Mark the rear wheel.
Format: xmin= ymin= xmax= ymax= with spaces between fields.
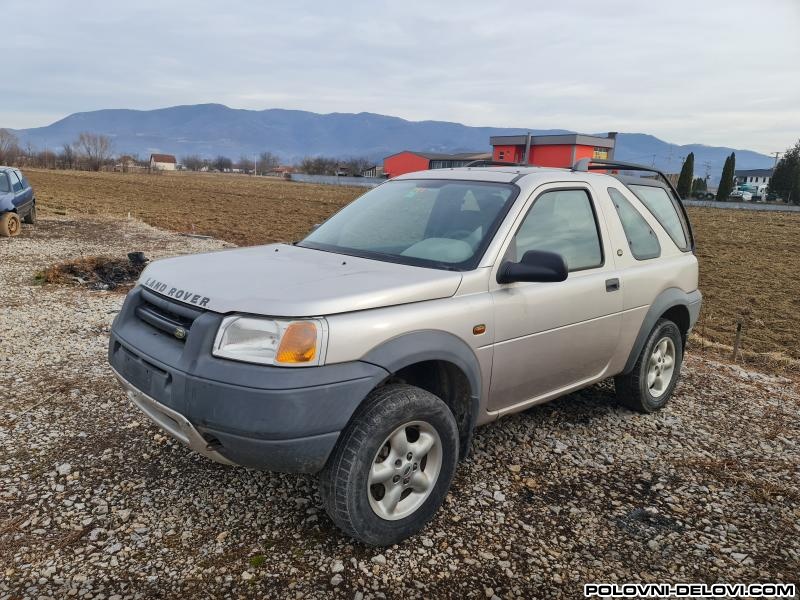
xmin=23 ymin=203 xmax=36 ymax=225
xmin=319 ymin=384 xmax=459 ymax=546
xmin=0 ymin=212 xmax=21 ymax=237
xmin=615 ymin=319 xmax=683 ymax=413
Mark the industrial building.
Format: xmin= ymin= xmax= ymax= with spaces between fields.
xmin=383 ymin=151 xmax=490 ymax=178
xmin=489 ymin=132 xmax=617 ymax=168
xmin=382 ymin=132 xmax=618 ymax=178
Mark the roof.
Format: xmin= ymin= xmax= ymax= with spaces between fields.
xmin=490 ymin=133 xmax=616 ymax=149
xmin=150 ymin=153 xmax=177 ymax=163
xmin=384 ymin=150 xmax=491 ymax=161
xmin=734 ymin=168 xmax=773 ymax=177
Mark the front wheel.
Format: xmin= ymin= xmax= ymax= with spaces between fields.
xmin=319 ymin=384 xmax=459 ymax=546
xmin=615 ymin=319 xmax=683 ymax=413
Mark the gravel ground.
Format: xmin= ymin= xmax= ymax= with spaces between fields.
xmin=1 ymin=217 xmax=799 ymax=599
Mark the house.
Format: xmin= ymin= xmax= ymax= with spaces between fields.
xmin=735 ymin=168 xmax=773 ymax=186
xmin=361 ymin=165 xmax=384 ymax=178
xmin=490 ymin=132 xmax=617 ymax=168
xmin=114 ymin=155 xmax=146 ymax=173
xmin=383 ymin=151 xmax=491 ymax=178
xmin=149 ymin=153 xmax=177 ymax=171
xmin=265 ymin=165 xmax=295 ymax=177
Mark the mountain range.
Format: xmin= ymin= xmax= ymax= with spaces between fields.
xmin=8 ymin=103 xmax=774 ymax=177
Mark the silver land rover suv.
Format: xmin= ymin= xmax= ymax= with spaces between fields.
xmin=109 ymin=159 xmax=701 ymax=545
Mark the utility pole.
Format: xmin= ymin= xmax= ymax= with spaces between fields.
xmin=772 ymin=151 xmax=782 ymax=169
xmin=253 ymin=154 xmax=257 ymax=176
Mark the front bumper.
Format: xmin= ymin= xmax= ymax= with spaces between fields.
xmin=109 ymin=287 xmax=389 ymax=473
xmin=112 ymin=366 xmax=235 ymax=466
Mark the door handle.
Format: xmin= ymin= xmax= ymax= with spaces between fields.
xmin=605 ymin=278 xmax=620 ymax=292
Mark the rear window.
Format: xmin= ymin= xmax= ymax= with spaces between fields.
xmin=608 ymin=188 xmax=660 ymax=260
xmin=0 ymin=174 xmax=9 ymax=193
xmin=628 ymin=184 xmax=689 ymax=250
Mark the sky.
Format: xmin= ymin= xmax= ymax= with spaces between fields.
xmin=1 ymin=0 xmax=798 ymax=154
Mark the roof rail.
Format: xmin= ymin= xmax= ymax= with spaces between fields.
xmin=572 ymin=157 xmax=681 ymax=197
xmin=463 ymin=159 xmax=526 ymax=168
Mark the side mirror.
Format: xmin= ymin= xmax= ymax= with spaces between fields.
xmin=496 ymin=250 xmax=568 ymax=284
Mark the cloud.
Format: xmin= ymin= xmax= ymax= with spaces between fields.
xmin=1 ymin=0 xmax=798 ymax=153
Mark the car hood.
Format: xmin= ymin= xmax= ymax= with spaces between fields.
xmin=137 ymin=244 xmax=463 ymax=316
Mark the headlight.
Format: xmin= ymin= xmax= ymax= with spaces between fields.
xmin=212 ymin=316 xmax=327 ymax=366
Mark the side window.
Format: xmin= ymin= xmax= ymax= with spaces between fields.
xmin=9 ymin=171 xmax=23 ymax=193
xmin=628 ymin=184 xmax=689 ymax=250
xmin=0 ymin=173 xmax=9 ymax=193
xmin=607 ymin=188 xmax=661 ymax=260
xmin=512 ymin=189 xmax=603 ymax=272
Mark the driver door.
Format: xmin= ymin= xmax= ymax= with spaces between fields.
xmin=488 ymin=184 xmax=623 ymax=413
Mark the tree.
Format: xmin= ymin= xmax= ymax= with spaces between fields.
xmin=676 ymin=152 xmax=694 ymax=198
xmin=716 ymin=152 xmax=736 ymax=201
xmin=769 ymin=139 xmax=800 ymax=205
xmin=182 ymin=155 xmax=205 ymax=171
xmin=212 ymin=155 xmax=232 ymax=172
xmin=691 ymin=177 xmax=707 ymax=193
xmin=75 ymin=132 xmax=113 ymax=171
xmin=60 ymin=143 xmax=76 ymax=169
xmin=257 ymin=151 xmax=279 ymax=174
xmin=237 ymin=154 xmax=253 ymax=174
xmin=0 ymin=129 xmax=21 ymax=165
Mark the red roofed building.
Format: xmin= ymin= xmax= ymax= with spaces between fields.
xmin=149 ymin=153 xmax=177 ymax=171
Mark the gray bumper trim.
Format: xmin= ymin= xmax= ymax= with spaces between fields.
xmin=111 ymin=367 xmax=234 ymax=466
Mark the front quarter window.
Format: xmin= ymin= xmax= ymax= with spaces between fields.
xmin=300 ymin=179 xmax=518 ymax=270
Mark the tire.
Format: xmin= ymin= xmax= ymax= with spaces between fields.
xmin=23 ymin=203 xmax=36 ymax=225
xmin=0 ymin=212 xmax=21 ymax=237
xmin=319 ymin=384 xmax=459 ymax=546
xmin=615 ymin=319 xmax=683 ymax=413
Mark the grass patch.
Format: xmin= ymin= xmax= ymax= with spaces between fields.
xmin=249 ymin=554 xmax=266 ymax=568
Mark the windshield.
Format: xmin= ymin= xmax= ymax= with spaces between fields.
xmin=300 ymin=179 xmax=518 ymax=270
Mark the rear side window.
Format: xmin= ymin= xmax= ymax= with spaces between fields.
xmin=628 ymin=184 xmax=688 ymax=250
xmin=0 ymin=173 xmax=9 ymax=193
xmin=512 ymin=189 xmax=603 ymax=272
xmin=607 ymin=188 xmax=660 ymax=260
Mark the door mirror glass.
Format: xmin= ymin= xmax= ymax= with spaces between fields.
xmin=497 ymin=250 xmax=568 ymax=284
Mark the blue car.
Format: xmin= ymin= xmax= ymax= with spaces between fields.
xmin=0 ymin=166 xmax=36 ymax=237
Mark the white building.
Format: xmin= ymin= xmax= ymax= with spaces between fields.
xmin=735 ymin=168 xmax=772 ymax=186
xmin=149 ymin=153 xmax=177 ymax=171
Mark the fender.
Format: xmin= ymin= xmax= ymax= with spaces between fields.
xmin=623 ymin=287 xmax=702 ymax=374
xmin=360 ymin=330 xmax=482 ymax=458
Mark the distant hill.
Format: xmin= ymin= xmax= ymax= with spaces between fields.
xmin=8 ymin=103 xmax=774 ymax=177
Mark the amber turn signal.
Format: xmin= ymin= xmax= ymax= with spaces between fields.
xmin=473 ymin=324 xmax=486 ymax=335
xmin=276 ymin=321 xmax=318 ymax=363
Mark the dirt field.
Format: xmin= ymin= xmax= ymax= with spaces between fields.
xmin=26 ymin=168 xmax=800 ymax=371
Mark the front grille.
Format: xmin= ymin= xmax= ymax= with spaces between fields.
xmin=136 ymin=288 xmax=204 ymax=341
